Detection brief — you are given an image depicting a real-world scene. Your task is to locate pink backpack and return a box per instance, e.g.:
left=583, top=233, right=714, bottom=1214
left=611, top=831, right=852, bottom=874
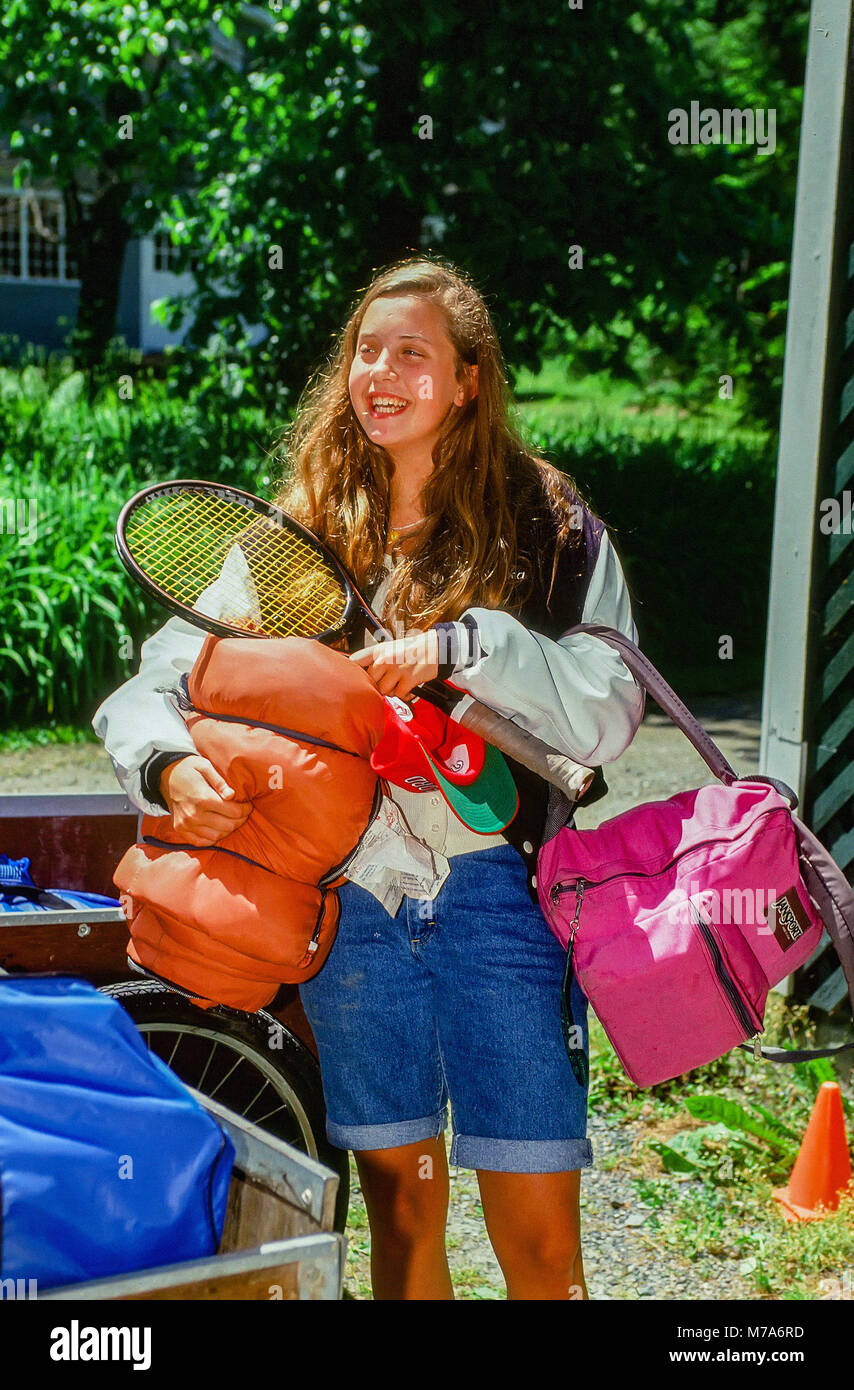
left=537, top=625, right=854, bottom=1089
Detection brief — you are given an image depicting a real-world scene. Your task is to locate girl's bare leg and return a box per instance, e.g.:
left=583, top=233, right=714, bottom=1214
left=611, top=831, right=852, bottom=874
left=354, top=1135, right=453, bottom=1300
left=476, top=1168, right=587, bottom=1300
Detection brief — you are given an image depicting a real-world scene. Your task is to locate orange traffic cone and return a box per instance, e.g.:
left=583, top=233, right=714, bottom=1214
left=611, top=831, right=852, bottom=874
left=772, top=1082, right=853, bottom=1221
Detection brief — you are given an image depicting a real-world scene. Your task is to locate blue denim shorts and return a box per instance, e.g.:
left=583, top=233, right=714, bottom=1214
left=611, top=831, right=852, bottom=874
left=298, top=842, right=592, bottom=1173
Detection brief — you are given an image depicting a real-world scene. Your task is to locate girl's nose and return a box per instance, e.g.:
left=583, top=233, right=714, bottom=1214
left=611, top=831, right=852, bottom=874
left=370, top=346, right=397, bottom=374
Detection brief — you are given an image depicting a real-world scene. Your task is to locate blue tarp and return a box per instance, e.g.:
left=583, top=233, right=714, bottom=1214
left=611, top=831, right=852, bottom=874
left=0, top=975, right=235, bottom=1289
left=0, top=854, right=120, bottom=913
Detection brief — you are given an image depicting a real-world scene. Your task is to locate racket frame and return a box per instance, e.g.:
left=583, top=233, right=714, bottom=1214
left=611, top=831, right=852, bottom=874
left=115, top=479, right=376, bottom=646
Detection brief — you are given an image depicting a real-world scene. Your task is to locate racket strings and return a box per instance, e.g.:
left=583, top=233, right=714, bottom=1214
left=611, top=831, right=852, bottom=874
left=124, top=490, right=349, bottom=638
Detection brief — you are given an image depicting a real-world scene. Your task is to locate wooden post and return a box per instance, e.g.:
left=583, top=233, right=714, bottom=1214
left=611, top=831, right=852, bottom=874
left=760, top=0, right=854, bottom=1013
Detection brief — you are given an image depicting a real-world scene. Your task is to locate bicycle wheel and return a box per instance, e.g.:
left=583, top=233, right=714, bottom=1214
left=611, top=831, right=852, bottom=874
left=101, top=980, right=350, bottom=1232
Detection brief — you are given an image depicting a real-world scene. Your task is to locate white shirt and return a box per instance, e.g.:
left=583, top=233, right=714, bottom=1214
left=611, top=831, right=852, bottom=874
left=366, top=553, right=508, bottom=857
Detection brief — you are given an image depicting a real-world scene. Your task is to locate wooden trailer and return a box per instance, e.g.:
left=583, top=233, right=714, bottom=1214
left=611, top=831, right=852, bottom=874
left=40, top=1094, right=345, bottom=1302
left=0, top=791, right=352, bottom=1295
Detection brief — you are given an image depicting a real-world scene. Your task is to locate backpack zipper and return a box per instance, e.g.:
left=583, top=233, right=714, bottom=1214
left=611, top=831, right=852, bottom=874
left=547, top=803, right=789, bottom=909
left=687, top=900, right=759, bottom=1037
left=550, top=876, right=762, bottom=1046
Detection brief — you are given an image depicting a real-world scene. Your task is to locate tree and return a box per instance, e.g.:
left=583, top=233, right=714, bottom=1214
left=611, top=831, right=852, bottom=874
left=157, top=0, right=809, bottom=424
left=0, top=1, right=284, bottom=381
left=0, top=0, right=809, bottom=425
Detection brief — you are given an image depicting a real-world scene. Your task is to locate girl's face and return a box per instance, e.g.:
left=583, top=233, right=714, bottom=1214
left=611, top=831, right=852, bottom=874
left=349, top=294, right=476, bottom=466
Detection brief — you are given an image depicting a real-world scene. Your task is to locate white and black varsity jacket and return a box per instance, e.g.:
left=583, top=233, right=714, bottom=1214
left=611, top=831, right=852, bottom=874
left=92, top=477, right=645, bottom=900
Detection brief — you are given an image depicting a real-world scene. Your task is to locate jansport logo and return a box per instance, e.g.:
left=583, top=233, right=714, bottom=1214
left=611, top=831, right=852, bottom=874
left=766, top=889, right=810, bottom=951
left=50, top=1321, right=151, bottom=1371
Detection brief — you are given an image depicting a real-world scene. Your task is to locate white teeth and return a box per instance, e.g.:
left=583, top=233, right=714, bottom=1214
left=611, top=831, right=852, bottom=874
left=370, top=395, right=408, bottom=415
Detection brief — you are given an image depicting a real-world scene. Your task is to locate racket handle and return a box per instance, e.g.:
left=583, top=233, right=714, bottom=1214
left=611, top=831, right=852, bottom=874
left=376, top=652, right=595, bottom=801
left=456, top=697, right=596, bottom=801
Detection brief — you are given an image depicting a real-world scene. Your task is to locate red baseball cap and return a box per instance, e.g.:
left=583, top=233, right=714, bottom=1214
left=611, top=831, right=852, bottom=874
left=370, top=696, right=518, bottom=834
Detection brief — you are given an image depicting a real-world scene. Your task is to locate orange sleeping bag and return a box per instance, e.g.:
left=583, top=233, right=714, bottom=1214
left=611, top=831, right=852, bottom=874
left=114, top=635, right=386, bottom=1012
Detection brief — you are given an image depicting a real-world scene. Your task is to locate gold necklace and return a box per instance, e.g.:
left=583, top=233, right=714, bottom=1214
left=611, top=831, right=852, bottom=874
left=386, top=517, right=425, bottom=549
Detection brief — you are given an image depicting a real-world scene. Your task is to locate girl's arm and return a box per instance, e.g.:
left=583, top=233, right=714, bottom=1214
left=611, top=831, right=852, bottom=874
left=92, top=545, right=261, bottom=814
left=92, top=614, right=206, bottom=814
left=434, top=529, right=646, bottom=766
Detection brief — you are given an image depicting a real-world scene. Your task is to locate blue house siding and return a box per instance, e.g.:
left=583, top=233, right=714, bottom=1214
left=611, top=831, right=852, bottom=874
left=0, top=238, right=142, bottom=354
left=0, top=281, right=79, bottom=351
left=116, top=238, right=142, bottom=349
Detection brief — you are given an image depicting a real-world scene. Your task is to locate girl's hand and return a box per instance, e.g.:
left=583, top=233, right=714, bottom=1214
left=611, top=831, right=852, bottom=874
left=348, top=630, right=440, bottom=699
left=159, top=755, right=252, bottom=846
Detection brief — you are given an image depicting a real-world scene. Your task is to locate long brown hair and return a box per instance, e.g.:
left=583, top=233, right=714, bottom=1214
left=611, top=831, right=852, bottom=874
left=273, top=255, right=588, bottom=632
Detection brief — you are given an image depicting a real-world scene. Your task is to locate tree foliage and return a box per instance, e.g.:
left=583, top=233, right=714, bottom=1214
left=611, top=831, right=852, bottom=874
left=0, top=0, right=809, bottom=424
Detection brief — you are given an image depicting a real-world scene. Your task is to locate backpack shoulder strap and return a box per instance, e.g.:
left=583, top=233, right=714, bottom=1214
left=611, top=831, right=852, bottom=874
left=738, top=1039, right=854, bottom=1063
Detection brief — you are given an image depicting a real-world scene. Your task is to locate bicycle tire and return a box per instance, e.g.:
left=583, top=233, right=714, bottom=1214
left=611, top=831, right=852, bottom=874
left=101, top=979, right=350, bottom=1232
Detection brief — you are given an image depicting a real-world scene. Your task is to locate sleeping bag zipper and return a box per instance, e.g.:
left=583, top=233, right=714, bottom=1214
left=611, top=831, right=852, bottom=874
left=298, top=781, right=386, bottom=968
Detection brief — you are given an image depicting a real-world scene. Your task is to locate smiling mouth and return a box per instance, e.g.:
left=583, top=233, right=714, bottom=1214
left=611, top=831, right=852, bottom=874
left=368, top=394, right=410, bottom=418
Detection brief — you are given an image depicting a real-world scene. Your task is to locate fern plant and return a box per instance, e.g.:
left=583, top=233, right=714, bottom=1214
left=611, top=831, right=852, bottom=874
left=650, top=1094, right=801, bottom=1183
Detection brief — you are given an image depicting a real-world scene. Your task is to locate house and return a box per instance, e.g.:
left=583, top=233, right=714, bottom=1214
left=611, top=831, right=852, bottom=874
left=760, top=2, right=854, bottom=1023
left=0, top=166, right=197, bottom=356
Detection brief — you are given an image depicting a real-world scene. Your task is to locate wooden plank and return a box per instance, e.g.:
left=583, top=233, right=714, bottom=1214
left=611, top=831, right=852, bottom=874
left=814, top=691, right=854, bottom=767
left=759, top=0, right=854, bottom=800
left=809, top=963, right=851, bottom=1011
left=195, top=1091, right=338, bottom=1233
left=41, top=1235, right=344, bottom=1302
left=0, top=793, right=133, bottom=818
left=222, top=1172, right=319, bottom=1249
left=121, top=1261, right=302, bottom=1301
left=0, top=807, right=137, bottom=897
left=812, top=768, right=854, bottom=829
left=0, top=916, right=132, bottom=983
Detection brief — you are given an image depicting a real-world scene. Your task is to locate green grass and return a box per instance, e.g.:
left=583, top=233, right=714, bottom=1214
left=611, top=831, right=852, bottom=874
left=511, top=355, right=771, bottom=441
left=589, top=997, right=854, bottom=1299
left=0, top=723, right=98, bottom=753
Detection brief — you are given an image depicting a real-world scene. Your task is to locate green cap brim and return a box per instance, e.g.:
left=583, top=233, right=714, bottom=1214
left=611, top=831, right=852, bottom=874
left=421, top=741, right=519, bottom=834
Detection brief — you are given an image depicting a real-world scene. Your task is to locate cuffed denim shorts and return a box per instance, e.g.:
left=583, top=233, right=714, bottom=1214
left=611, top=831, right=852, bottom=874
left=298, top=842, right=592, bottom=1173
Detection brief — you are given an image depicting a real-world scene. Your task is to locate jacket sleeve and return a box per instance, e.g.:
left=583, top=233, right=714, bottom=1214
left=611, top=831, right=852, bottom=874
left=91, top=614, right=206, bottom=815
left=91, top=545, right=262, bottom=814
left=440, top=529, right=646, bottom=766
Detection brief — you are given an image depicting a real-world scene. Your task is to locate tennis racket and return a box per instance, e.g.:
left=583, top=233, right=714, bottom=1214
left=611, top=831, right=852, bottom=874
left=116, top=480, right=595, bottom=799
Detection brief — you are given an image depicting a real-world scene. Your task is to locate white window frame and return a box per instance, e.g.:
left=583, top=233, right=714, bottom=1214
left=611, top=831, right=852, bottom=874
left=152, top=228, right=184, bottom=274
left=0, top=185, right=88, bottom=286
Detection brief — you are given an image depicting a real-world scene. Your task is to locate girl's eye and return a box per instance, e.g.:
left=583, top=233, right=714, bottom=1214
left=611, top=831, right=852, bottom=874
left=357, top=344, right=422, bottom=358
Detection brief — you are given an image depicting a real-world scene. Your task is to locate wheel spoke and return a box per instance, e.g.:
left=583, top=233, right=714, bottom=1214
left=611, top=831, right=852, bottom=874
left=242, top=1077, right=274, bottom=1121
left=131, top=1016, right=317, bottom=1165
left=207, top=1053, right=245, bottom=1098
left=196, top=1040, right=220, bottom=1092
left=251, top=1100, right=291, bottom=1127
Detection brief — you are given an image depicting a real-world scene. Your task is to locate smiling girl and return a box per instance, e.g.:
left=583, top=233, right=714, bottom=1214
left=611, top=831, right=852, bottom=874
left=276, top=258, right=645, bottom=1299
left=94, top=256, right=644, bottom=1301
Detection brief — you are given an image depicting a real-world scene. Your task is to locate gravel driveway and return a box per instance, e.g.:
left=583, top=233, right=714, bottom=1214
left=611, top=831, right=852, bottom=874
left=1, top=694, right=763, bottom=1299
